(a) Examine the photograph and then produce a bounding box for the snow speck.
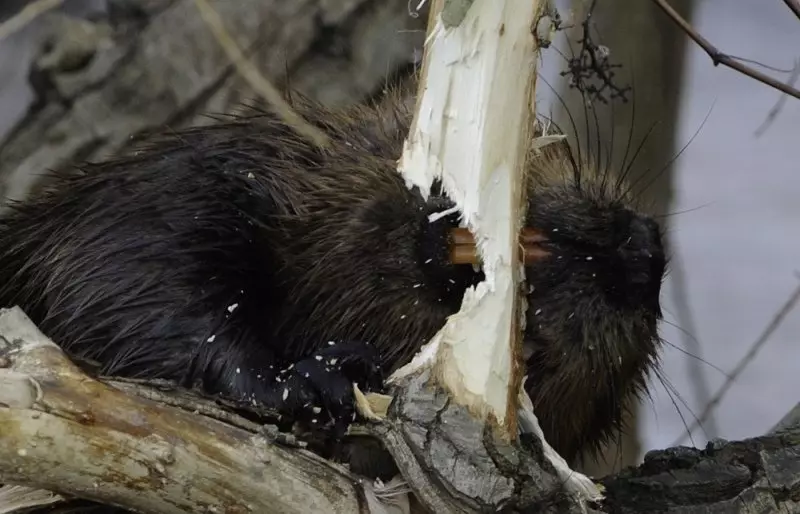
[227,303,239,313]
[207,334,216,343]
[282,388,289,401]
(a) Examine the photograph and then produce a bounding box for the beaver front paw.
[278,341,384,438]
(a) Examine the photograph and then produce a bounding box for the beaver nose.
[617,213,665,309]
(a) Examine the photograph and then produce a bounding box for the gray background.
[0,0,798,460]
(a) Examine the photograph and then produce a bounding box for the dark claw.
[278,341,384,438]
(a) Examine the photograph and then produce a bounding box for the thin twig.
[755,59,800,137]
[728,54,797,74]
[0,0,63,42]
[673,277,800,446]
[651,0,800,100]
[192,0,331,149]
[784,0,800,21]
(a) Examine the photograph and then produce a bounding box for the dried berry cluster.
[559,0,631,103]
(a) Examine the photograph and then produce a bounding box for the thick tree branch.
[784,0,800,21]
[0,307,366,514]
[1,306,799,513]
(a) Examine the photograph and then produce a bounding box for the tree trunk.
[0,0,427,206]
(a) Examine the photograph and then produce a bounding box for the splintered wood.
[392,0,545,438]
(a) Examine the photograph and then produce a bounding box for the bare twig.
[0,0,63,42]
[673,278,800,446]
[192,0,331,149]
[784,0,800,21]
[651,0,800,100]
[755,59,800,137]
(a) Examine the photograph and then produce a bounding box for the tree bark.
[0,0,426,206]
[1,305,799,513]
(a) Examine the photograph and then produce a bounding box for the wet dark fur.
[0,92,665,483]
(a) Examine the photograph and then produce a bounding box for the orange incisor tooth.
[448,228,549,265]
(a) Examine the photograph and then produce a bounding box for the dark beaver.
[0,93,665,471]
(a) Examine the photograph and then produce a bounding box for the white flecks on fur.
[227,303,239,313]
[206,334,216,343]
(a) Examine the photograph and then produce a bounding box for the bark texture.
[0,306,798,513]
[0,0,426,205]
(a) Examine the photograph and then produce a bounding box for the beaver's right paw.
[278,341,384,438]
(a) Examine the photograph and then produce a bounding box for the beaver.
[0,90,665,481]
